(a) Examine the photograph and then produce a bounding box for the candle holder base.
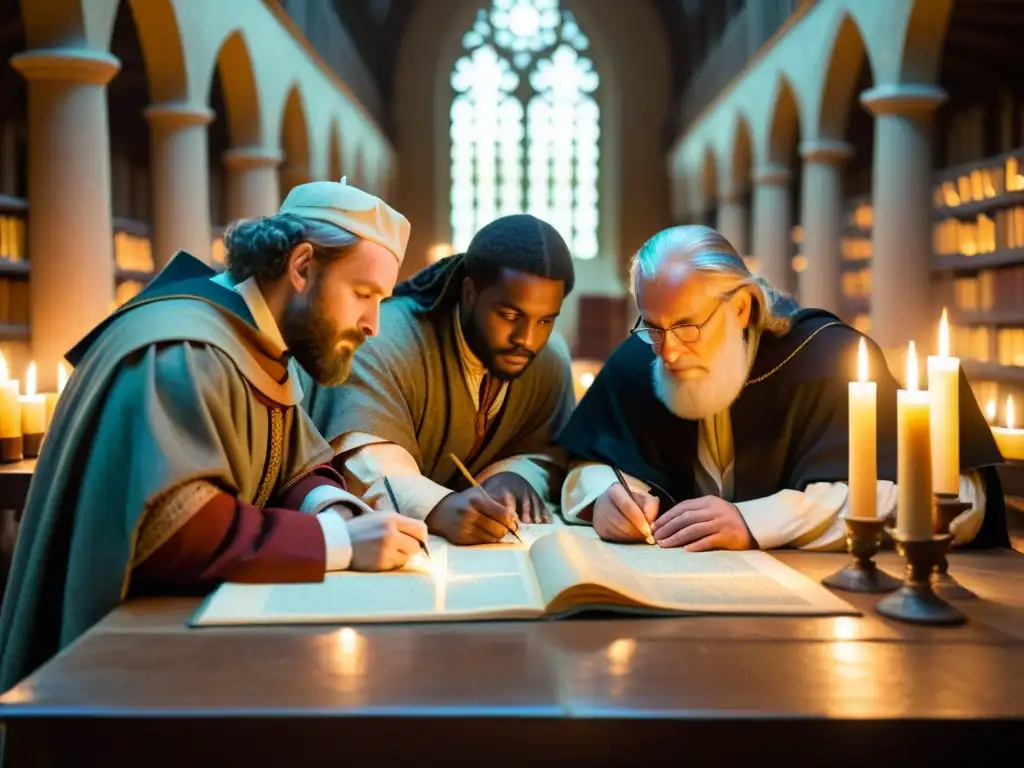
[931,494,977,600]
[821,517,901,594]
[0,435,22,463]
[22,432,42,459]
[875,532,966,626]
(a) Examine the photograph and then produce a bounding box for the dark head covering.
[394,214,576,311]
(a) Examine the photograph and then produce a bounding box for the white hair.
[629,225,799,336]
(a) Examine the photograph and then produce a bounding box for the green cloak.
[0,253,331,691]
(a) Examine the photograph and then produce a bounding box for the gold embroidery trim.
[745,321,843,386]
[133,480,222,567]
[253,407,284,508]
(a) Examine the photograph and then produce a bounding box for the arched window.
[450,0,600,259]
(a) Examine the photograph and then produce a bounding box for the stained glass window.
[450,0,600,259]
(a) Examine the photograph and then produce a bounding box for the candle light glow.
[19,362,46,455]
[992,394,1024,461]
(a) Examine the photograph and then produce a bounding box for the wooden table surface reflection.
[2,550,1024,766]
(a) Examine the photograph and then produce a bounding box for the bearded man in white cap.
[0,179,425,690]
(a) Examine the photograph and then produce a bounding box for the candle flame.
[938,308,950,358]
[26,362,36,398]
[857,338,868,383]
[57,361,69,394]
[0,350,7,384]
[1008,395,1016,431]
[905,340,918,392]
[986,398,996,423]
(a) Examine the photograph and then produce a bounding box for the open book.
[190,525,857,626]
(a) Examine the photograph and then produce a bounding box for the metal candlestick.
[874,531,966,626]
[821,516,901,593]
[931,493,976,600]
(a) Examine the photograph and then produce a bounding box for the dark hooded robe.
[557,309,1009,549]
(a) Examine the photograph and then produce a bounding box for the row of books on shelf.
[933,155,1024,210]
[950,325,1024,368]
[0,212,226,275]
[841,236,871,262]
[950,266,1024,312]
[933,205,1024,257]
[0,215,26,262]
[841,269,870,299]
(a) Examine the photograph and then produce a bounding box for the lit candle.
[19,362,46,458]
[44,361,68,430]
[0,351,23,462]
[896,341,933,540]
[848,338,877,517]
[992,395,1024,461]
[927,309,960,495]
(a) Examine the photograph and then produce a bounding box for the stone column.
[798,139,852,315]
[222,147,282,222]
[751,165,792,293]
[10,48,119,392]
[716,195,748,256]
[861,84,946,357]
[145,103,214,268]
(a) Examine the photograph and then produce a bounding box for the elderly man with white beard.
[557,225,1009,552]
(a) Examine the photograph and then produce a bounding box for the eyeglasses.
[630,300,725,346]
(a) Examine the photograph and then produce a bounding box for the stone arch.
[211,29,261,147]
[765,73,801,169]
[898,0,954,83]
[125,0,187,103]
[279,83,312,196]
[725,113,753,199]
[817,13,873,141]
[328,118,343,181]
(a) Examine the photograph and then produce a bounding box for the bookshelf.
[934,150,1024,413]
[839,195,872,334]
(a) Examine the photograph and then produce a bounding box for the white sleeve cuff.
[735,484,850,551]
[300,484,374,517]
[317,510,354,571]
[560,462,650,523]
[950,471,986,546]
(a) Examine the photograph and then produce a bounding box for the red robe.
[131,465,353,594]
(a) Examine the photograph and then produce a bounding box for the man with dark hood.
[301,214,577,545]
[558,225,1007,552]
[0,180,427,691]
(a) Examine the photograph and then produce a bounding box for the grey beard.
[651,325,749,421]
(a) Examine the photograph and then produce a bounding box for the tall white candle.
[18,362,45,436]
[848,338,877,517]
[927,308,959,495]
[0,351,21,442]
[897,341,934,540]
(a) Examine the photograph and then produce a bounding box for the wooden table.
[2,550,1023,766]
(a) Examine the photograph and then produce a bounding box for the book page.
[531,530,856,616]
[190,535,548,627]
